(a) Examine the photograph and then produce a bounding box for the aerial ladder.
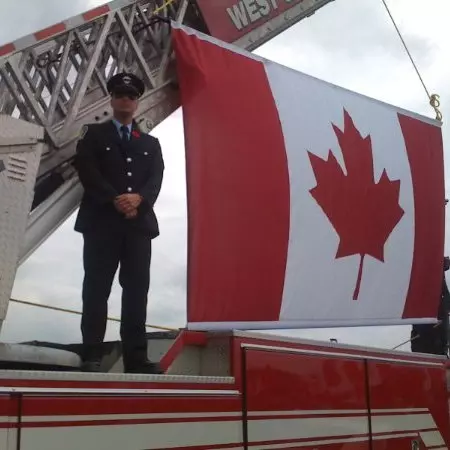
[0,0,334,370]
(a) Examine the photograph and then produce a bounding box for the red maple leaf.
[308,110,404,300]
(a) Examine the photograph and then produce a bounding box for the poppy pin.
[131,130,140,138]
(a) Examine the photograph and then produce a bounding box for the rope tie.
[381,0,442,122]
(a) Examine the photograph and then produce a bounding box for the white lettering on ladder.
[226,0,279,31]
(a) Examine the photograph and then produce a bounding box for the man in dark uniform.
[74,72,164,374]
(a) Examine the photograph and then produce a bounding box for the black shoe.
[80,343,104,372]
[80,359,102,372]
[124,360,164,374]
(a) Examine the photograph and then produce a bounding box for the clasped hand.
[114,193,142,219]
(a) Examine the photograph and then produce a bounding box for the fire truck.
[0,0,449,448]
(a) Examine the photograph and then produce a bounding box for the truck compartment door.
[366,360,450,449]
[242,346,371,449]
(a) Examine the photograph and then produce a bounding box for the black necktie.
[120,125,129,143]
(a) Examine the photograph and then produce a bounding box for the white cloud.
[2,0,449,354]
[0,0,106,45]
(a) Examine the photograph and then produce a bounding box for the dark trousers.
[81,229,151,363]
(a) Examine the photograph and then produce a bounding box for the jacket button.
[106,147,110,151]
[127,172,132,176]
[127,187,132,192]
[144,152,148,156]
[127,157,132,162]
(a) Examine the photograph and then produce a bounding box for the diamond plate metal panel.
[0,115,43,326]
[165,346,202,376]
[200,338,230,377]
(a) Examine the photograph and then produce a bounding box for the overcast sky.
[1,0,449,352]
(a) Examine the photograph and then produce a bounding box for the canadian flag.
[172,25,445,330]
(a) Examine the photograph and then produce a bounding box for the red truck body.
[0,330,447,449]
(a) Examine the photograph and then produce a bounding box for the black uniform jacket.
[74,120,164,238]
